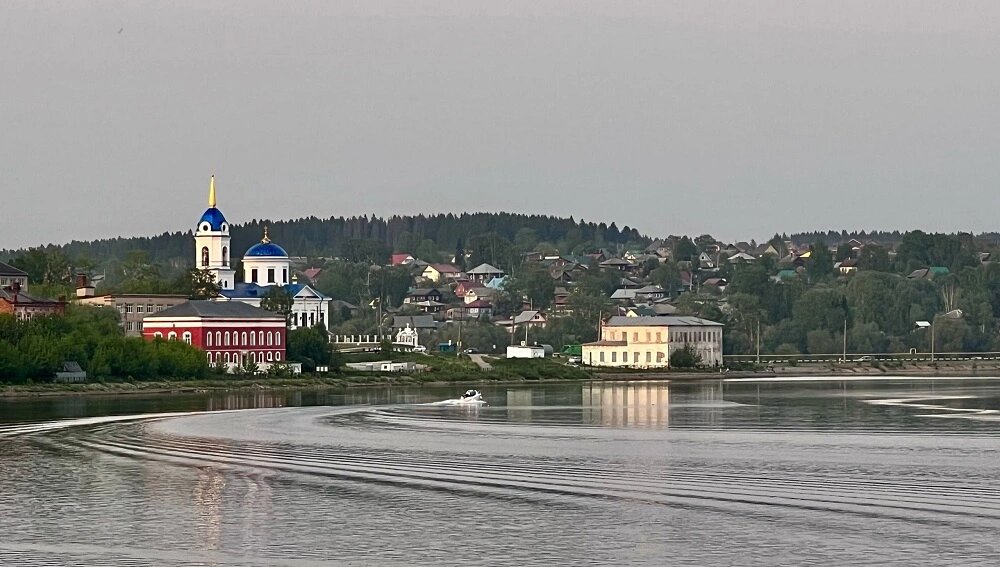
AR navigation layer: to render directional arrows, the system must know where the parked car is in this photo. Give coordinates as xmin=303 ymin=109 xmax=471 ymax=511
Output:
xmin=567 ymin=356 xmax=582 ymax=364
xmin=412 ymin=345 xmax=427 ymax=353
xmin=462 ymin=347 xmax=478 ymax=354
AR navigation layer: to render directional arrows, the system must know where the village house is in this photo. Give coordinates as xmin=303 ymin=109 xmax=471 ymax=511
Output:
xmin=836 ymin=258 xmax=859 ymax=275
xmin=466 ymin=262 xmax=505 ymax=283
xmin=0 ymin=261 xmax=29 ymax=290
xmin=404 ymin=288 xmax=443 ymax=304
xmin=422 ymin=263 xmax=464 ymax=283
xmin=0 ymin=281 xmax=67 ymax=321
xmin=464 ymin=287 xmax=497 ymax=305
xmin=552 ymin=287 xmax=571 ymax=312
xmin=449 ymin=299 xmax=492 ymax=320
xmin=727 ymin=252 xmax=757 ymax=264
xmin=390 ymin=253 xmax=416 ymax=266
xmin=452 ymin=280 xmax=480 ymax=298
xmin=582 ymin=316 xmax=723 ymax=369
xmin=599 ymin=257 xmax=634 ymax=271
xmin=633 ymin=284 xmax=666 ymax=302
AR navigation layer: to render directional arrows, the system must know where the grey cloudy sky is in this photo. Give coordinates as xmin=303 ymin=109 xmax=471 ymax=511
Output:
xmin=3 ymin=1 xmax=1000 ymax=249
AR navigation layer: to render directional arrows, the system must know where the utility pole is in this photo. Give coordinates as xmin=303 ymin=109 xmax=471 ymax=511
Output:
xmin=931 ymin=315 xmax=937 ymax=364
xmin=843 ymin=319 xmax=847 ymax=364
xmin=756 ymin=319 xmax=761 ymax=365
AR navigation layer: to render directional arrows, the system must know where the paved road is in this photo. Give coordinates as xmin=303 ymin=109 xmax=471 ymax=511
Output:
xmin=468 ymin=354 xmax=493 ymax=370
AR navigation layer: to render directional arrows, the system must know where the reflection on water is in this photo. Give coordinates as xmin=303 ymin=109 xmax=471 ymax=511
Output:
xmin=582 ymin=381 xmax=672 ymax=427
xmin=4 ymin=378 xmax=1000 ymax=566
xmin=194 ymin=467 xmax=225 ymax=551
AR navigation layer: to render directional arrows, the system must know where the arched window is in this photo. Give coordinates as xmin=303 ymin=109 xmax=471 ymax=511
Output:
xmin=222 ymin=246 xmax=229 ymax=267
xmin=224 ymin=352 xmax=231 ymax=364
xmin=206 ymin=332 xmax=213 ymax=347
xmin=201 ymin=247 xmax=209 ymax=267
xmin=206 ymin=352 xmax=213 ymax=363
xmin=267 ymin=332 xmax=273 ymax=346
xmin=283 ymin=268 xmax=288 ymax=284
xmin=275 ymin=351 xmax=281 ymax=361
xmin=153 ymin=332 xmax=163 ymax=339
xmin=275 ymin=332 xmax=281 ymax=346
xmin=182 ymin=331 xmax=192 ymax=345
xmin=215 ymin=331 xmax=222 ymax=346
xmin=168 ymin=331 xmax=178 ymax=341
xmin=267 ymin=351 xmax=273 ymax=362
xmin=250 ymin=332 xmax=255 ymax=346
xmin=259 ymin=331 xmax=264 ymax=345
xmin=242 ymin=332 xmax=248 ymax=346
xmin=233 ymin=353 xmax=240 ymax=366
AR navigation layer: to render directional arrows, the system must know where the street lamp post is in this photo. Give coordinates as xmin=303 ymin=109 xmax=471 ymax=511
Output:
xmin=915 ymin=320 xmax=933 ymax=362
xmin=916 ymin=309 xmax=962 ymax=363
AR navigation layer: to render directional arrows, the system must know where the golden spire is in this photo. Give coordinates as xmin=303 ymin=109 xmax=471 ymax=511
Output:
xmin=208 ymin=175 xmax=217 ymax=208
xmin=262 ymin=225 xmax=271 ymax=243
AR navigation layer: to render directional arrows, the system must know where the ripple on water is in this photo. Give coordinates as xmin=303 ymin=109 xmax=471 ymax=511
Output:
xmin=2 ymin=386 xmax=1000 ymax=566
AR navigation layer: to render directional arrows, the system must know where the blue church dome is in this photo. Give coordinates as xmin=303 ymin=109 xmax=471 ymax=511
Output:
xmin=245 ymin=241 xmax=288 ymax=258
xmin=199 ymin=207 xmax=228 ymax=231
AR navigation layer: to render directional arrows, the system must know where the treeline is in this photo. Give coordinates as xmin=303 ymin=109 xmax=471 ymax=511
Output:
xmin=1 ymin=212 xmax=648 ymax=275
xmin=0 ymin=306 xmax=208 ymax=383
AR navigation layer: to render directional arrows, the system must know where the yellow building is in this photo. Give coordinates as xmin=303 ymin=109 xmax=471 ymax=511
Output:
xmin=582 ymin=316 xmax=723 ymax=368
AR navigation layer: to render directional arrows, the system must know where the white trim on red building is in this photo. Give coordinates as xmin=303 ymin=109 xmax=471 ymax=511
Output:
xmin=142 ymin=300 xmax=291 ymax=372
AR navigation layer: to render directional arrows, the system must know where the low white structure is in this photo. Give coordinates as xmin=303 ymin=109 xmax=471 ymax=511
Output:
xmin=346 ymin=361 xmax=418 ymax=372
xmin=395 ymin=324 xmax=420 ymax=348
xmin=507 ymin=344 xmax=545 ymax=359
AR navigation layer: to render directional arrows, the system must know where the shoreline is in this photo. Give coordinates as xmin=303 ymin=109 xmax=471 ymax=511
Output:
xmin=4 ymin=360 xmax=1000 ymax=398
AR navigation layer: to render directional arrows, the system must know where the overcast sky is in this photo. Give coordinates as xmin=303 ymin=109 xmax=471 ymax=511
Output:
xmin=3 ymin=1 xmax=1000 ymax=249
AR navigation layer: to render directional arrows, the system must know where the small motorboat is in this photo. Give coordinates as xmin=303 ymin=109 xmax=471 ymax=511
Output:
xmin=458 ymin=389 xmax=485 ymax=404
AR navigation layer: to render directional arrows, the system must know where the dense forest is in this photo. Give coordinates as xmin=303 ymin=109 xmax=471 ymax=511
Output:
xmin=2 ymin=212 xmax=646 ymax=274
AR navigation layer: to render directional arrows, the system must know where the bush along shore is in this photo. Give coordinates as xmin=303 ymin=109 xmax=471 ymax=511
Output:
xmin=0 ymin=351 xmax=595 ymax=397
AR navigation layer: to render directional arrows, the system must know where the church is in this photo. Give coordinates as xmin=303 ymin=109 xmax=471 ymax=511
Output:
xmin=196 ymin=176 xmax=331 ymax=330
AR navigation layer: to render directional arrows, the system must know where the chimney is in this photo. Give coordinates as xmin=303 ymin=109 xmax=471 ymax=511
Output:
xmin=75 ymin=273 xmax=95 ymax=298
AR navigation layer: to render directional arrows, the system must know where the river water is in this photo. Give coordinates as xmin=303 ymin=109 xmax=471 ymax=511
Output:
xmin=2 ymin=377 xmax=1000 ymax=566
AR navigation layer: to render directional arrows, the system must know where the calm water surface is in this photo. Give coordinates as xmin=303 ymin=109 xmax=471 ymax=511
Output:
xmin=2 ymin=377 xmax=1000 ymax=566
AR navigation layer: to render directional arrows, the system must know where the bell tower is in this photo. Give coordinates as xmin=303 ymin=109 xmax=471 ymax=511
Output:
xmin=194 ymin=175 xmax=235 ymax=290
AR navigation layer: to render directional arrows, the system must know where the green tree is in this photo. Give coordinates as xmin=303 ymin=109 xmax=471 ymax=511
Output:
xmin=649 ymin=262 xmax=681 ymax=294
xmin=260 ymin=286 xmax=294 ymax=323
xmin=857 ymin=244 xmax=891 ymax=272
xmin=806 ymin=241 xmax=833 ymax=281
xmin=505 ymin=265 xmax=554 ymax=310
xmin=174 ymin=269 xmax=222 ymax=299
xmin=792 ymin=286 xmax=847 ymax=334
xmin=836 ymin=243 xmax=854 ymax=262
xmin=670 ymin=344 xmax=701 ymax=368
xmin=674 ymin=236 xmax=698 ymax=263
xmin=120 ymin=250 xmax=162 ymax=293
xmin=287 ymin=325 xmax=332 ymax=372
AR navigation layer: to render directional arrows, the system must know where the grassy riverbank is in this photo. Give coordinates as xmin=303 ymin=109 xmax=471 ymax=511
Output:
xmin=0 ymin=354 xmax=592 ymax=397
xmin=6 ymin=356 xmax=1000 ymax=398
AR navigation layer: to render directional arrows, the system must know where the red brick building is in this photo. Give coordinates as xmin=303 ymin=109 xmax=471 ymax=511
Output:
xmin=142 ymin=300 xmax=288 ymax=369
xmin=0 ymin=281 xmax=67 ymax=321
